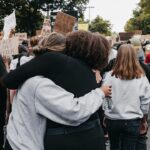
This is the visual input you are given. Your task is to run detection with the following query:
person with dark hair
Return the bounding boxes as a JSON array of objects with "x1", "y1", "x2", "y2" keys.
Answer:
[
  {"x1": 0, "y1": 55, "x2": 7, "y2": 150},
  {"x1": 103, "y1": 44, "x2": 150, "y2": 150},
  {"x1": 21, "y1": 40, "x2": 29, "y2": 48},
  {"x1": 2, "y1": 31, "x2": 111, "y2": 150},
  {"x1": 65, "y1": 31, "x2": 109, "y2": 70},
  {"x1": 9, "y1": 44, "x2": 30, "y2": 70}
]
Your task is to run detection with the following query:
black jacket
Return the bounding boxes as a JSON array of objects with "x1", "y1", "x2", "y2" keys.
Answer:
[
  {"x1": 2, "y1": 51, "x2": 100, "y2": 125},
  {"x1": 0, "y1": 55, "x2": 7, "y2": 149}
]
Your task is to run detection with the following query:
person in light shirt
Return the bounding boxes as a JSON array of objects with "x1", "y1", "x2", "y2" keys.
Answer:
[{"x1": 103, "y1": 44, "x2": 150, "y2": 150}]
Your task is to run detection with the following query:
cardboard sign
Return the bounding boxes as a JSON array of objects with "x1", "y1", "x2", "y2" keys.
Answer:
[
  {"x1": 140, "y1": 35, "x2": 150, "y2": 41},
  {"x1": 3, "y1": 10, "x2": 16, "y2": 39},
  {"x1": 54, "y1": 12, "x2": 76, "y2": 34},
  {"x1": 15, "y1": 33, "x2": 27, "y2": 41},
  {"x1": 134, "y1": 30, "x2": 142, "y2": 35},
  {"x1": 41, "y1": 18, "x2": 51, "y2": 36},
  {"x1": 0, "y1": 37, "x2": 19, "y2": 57},
  {"x1": 119, "y1": 32, "x2": 134, "y2": 41}
]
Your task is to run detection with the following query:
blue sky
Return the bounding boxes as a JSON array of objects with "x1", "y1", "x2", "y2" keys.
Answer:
[{"x1": 84, "y1": 0, "x2": 140, "y2": 32}]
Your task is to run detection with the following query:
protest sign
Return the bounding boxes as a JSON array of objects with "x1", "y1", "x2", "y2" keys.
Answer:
[
  {"x1": 0, "y1": 37, "x2": 19, "y2": 57},
  {"x1": 54, "y1": 12, "x2": 76, "y2": 34},
  {"x1": 15, "y1": 33, "x2": 27, "y2": 41},
  {"x1": 36, "y1": 30, "x2": 42, "y2": 36},
  {"x1": 50, "y1": 11, "x2": 78, "y2": 31},
  {"x1": 140, "y1": 35, "x2": 150, "y2": 41},
  {"x1": 41, "y1": 18, "x2": 51, "y2": 36},
  {"x1": 3, "y1": 10, "x2": 16, "y2": 39},
  {"x1": 78, "y1": 23, "x2": 89, "y2": 31},
  {"x1": 134, "y1": 30, "x2": 142, "y2": 35},
  {"x1": 119, "y1": 32, "x2": 134, "y2": 41}
]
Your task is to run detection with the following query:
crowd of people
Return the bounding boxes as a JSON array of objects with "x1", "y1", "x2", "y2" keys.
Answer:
[{"x1": 0, "y1": 30, "x2": 150, "y2": 150}]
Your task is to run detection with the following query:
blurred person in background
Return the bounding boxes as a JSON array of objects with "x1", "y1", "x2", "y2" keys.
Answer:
[
  {"x1": 144, "y1": 44, "x2": 150, "y2": 65},
  {"x1": 107, "y1": 38, "x2": 117, "y2": 63},
  {"x1": 103, "y1": 44, "x2": 150, "y2": 150},
  {"x1": 0, "y1": 54, "x2": 7, "y2": 150},
  {"x1": 129, "y1": 37, "x2": 145, "y2": 62},
  {"x1": 101, "y1": 41, "x2": 150, "y2": 150}
]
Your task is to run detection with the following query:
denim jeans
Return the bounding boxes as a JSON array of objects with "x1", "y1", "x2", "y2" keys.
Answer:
[
  {"x1": 44, "y1": 124, "x2": 106, "y2": 150},
  {"x1": 136, "y1": 134, "x2": 147, "y2": 150},
  {"x1": 106, "y1": 118, "x2": 141, "y2": 150}
]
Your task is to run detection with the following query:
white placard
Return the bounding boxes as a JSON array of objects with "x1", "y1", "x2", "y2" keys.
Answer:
[
  {"x1": 41, "y1": 18, "x2": 51, "y2": 36},
  {"x1": 0, "y1": 37, "x2": 19, "y2": 57},
  {"x1": 15, "y1": 33, "x2": 27, "y2": 41},
  {"x1": 3, "y1": 10, "x2": 16, "y2": 39}
]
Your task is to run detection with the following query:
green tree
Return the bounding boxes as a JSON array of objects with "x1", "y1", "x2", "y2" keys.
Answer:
[
  {"x1": 0, "y1": 0, "x2": 89, "y2": 35},
  {"x1": 89, "y1": 16, "x2": 112, "y2": 36},
  {"x1": 0, "y1": 0, "x2": 43, "y2": 35},
  {"x1": 139, "y1": 0, "x2": 150, "y2": 14},
  {"x1": 125, "y1": 0, "x2": 150, "y2": 34}
]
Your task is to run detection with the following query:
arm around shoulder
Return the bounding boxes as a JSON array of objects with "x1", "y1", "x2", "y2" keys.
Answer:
[{"x1": 34, "y1": 78, "x2": 105, "y2": 126}]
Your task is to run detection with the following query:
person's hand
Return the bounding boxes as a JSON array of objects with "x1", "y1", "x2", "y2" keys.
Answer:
[
  {"x1": 100, "y1": 85, "x2": 112, "y2": 97},
  {"x1": 139, "y1": 120, "x2": 148, "y2": 135},
  {"x1": 92, "y1": 69, "x2": 102, "y2": 84}
]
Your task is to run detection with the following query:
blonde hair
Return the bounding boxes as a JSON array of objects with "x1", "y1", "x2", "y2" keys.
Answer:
[
  {"x1": 112, "y1": 44, "x2": 144, "y2": 80},
  {"x1": 40, "y1": 32, "x2": 66, "y2": 51},
  {"x1": 32, "y1": 32, "x2": 66, "y2": 55}
]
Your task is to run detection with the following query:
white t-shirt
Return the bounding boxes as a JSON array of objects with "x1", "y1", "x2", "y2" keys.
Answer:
[{"x1": 10, "y1": 56, "x2": 33, "y2": 70}]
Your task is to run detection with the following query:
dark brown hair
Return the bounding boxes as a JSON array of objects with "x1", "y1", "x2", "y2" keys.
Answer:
[
  {"x1": 65, "y1": 30, "x2": 110, "y2": 70},
  {"x1": 30, "y1": 36, "x2": 40, "y2": 47},
  {"x1": 112, "y1": 44, "x2": 145, "y2": 80}
]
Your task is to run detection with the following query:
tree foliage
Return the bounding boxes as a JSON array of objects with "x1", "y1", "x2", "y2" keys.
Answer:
[
  {"x1": 89, "y1": 16, "x2": 112, "y2": 36},
  {"x1": 0, "y1": 0, "x2": 89, "y2": 35},
  {"x1": 0, "y1": 0, "x2": 44, "y2": 35},
  {"x1": 125, "y1": 0, "x2": 150, "y2": 34}
]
